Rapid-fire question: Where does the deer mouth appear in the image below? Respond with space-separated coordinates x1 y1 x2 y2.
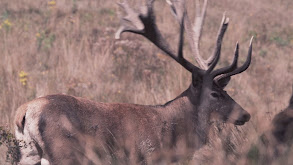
227 111 250 125
234 120 246 125
234 115 250 125
223 118 246 125
224 116 249 125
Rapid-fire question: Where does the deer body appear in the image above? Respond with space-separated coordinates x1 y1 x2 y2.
17 93 199 164
245 88 293 165
15 85 250 165
15 0 253 164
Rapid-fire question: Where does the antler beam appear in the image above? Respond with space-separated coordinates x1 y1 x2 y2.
116 0 196 72
116 0 253 81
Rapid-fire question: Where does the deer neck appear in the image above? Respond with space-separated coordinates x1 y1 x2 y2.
156 86 209 145
161 86 199 115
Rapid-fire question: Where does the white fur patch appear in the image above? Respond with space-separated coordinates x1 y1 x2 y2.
15 98 49 165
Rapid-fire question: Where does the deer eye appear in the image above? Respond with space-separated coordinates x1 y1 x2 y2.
211 92 220 98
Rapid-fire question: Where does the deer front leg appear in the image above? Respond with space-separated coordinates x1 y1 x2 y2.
15 129 43 165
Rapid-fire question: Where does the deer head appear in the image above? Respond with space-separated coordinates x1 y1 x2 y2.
116 0 252 128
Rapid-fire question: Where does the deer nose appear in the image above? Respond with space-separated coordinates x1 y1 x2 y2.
242 113 251 122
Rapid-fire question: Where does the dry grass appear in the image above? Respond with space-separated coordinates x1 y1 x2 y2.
0 0 293 164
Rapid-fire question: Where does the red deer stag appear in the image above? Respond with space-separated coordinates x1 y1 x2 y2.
14 0 253 164
246 86 293 165
271 86 293 145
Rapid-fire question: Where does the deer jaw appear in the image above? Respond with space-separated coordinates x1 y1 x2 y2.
199 85 250 126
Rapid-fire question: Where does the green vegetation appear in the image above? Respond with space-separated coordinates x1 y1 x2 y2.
269 33 290 46
0 126 20 164
246 144 260 165
36 30 56 51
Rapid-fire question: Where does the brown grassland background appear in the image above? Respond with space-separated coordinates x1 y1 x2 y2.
0 0 293 164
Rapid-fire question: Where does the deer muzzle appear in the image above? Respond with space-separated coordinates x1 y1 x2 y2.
234 112 250 125
228 104 251 125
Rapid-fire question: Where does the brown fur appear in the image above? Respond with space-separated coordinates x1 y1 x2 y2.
245 91 293 165
14 103 28 133
14 84 250 165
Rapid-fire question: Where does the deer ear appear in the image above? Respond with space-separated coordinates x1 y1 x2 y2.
216 76 231 88
192 71 203 87
289 85 293 108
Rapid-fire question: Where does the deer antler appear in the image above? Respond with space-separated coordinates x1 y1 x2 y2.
115 1 144 39
116 0 196 72
211 42 239 78
165 0 253 80
214 37 254 82
191 0 208 69
116 0 253 82
167 0 229 71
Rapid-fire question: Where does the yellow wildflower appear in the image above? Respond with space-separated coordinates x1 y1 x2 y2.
19 71 28 86
48 0 56 6
3 19 12 27
19 71 28 78
36 33 41 38
69 18 75 24
20 78 27 86
156 53 168 60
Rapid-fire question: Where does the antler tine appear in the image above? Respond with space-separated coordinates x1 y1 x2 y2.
193 0 207 48
165 0 185 59
187 0 208 69
215 37 253 81
178 12 185 59
211 42 239 78
206 13 229 66
166 0 208 69
206 14 229 73
166 0 178 17
115 0 145 39
116 0 197 72
166 0 185 23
